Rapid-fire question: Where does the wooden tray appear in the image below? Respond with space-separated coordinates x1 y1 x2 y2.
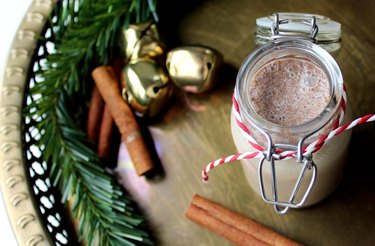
117 1 375 245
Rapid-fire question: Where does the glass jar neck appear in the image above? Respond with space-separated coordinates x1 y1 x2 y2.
235 38 343 146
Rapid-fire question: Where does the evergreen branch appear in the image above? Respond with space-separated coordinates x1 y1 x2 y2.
24 0 158 245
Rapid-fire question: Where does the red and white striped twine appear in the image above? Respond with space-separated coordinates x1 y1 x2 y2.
202 85 375 182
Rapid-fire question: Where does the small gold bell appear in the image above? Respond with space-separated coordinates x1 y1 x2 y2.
122 21 165 61
166 45 223 93
122 58 173 118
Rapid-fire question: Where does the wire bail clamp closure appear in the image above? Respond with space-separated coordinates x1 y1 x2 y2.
256 124 320 215
271 13 319 43
252 12 323 214
258 146 317 215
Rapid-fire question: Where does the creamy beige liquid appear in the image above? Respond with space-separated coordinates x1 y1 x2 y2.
231 57 352 207
249 58 330 126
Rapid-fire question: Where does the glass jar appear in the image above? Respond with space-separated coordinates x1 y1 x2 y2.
231 13 352 213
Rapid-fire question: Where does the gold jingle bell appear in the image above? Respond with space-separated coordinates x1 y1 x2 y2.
122 21 165 61
166 45 223 93
122 58 173 118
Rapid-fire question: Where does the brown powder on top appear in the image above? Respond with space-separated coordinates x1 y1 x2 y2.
249 58 330 126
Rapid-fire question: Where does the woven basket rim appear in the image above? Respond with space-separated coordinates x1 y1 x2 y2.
0 0 55 245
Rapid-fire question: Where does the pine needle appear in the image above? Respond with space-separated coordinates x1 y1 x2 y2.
24 0 158 245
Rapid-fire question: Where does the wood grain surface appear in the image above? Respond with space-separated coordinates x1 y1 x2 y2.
116 0 375 245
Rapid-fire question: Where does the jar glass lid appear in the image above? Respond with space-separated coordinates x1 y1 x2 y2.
255 12 341 52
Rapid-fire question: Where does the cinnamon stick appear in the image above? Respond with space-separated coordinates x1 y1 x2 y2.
86 86 104 142
97 104 114 161
111 58 125 85
185 194 301 246
91 66 154 176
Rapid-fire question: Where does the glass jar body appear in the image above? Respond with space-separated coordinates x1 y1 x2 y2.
230 106 352 207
